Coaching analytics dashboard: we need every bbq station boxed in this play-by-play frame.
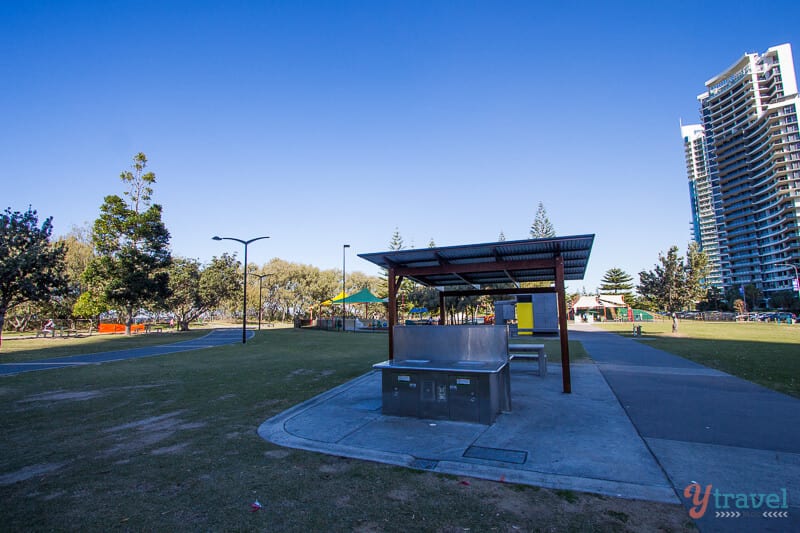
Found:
[358,235,595,424]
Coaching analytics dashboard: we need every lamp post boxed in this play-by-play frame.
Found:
[342,244,350,332]
[212,235,269,343]
[777,263,800,305]
[253,274,270,330]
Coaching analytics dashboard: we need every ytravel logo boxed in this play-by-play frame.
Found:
[683,483,790,519]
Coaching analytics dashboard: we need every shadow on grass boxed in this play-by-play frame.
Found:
[0,329,211,363]
[638,336,800,398]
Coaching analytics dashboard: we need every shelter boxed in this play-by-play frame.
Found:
[329,288,386,304]
[572,294,628,321]
[358,234,595,393]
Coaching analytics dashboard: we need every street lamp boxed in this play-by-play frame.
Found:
[253,274,270,330]
[212,235,269,343]
[342,244,350,332]
[777,263,800,304]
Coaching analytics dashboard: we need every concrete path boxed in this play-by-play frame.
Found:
[0,329,253,377]
[570,323,800,532]
[260,324,800,532]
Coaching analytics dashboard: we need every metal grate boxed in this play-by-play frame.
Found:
[409,458,439,470]
[463,445,528,464]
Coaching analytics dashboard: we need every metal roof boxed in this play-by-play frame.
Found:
[358,234,595,288]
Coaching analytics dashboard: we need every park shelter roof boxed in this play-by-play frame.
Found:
[358,234,595,288]
[359,234,595,393]
[320,290,347,306]
[330,288,386,304]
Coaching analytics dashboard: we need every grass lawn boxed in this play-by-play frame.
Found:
[597,320,800,398]
[0,328,693,531]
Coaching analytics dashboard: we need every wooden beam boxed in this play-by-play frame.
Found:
[442,286,556,297]
[555,254,571,393]
[394,258,555,277]
[388,267,397,360]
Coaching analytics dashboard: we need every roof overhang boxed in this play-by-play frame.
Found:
[358,234,594,288]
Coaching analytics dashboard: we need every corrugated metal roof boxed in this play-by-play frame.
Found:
[358,234,594,287]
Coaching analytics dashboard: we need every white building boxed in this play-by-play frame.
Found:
[685,43,800,299]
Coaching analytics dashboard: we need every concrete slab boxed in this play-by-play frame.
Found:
[258,364,678,503]
[647,438,800,532]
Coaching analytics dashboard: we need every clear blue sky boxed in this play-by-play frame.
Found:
[3,1,799,294]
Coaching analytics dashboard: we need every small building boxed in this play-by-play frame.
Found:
[572,294,627,321]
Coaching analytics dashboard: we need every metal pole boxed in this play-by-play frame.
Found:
[777,263,800,305]
[258,275,263,331]
[242,243,248,344]
[342,244,350,332]
[212,236,269,344]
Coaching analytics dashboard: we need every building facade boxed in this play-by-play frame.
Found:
[684,43,800,301]
[682,123,724,289]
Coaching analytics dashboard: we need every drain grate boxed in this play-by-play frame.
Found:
[463,445,527,464]
[410,458,439,470]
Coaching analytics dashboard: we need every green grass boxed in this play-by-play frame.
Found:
[0,328,692,531]
[597,321,800,398]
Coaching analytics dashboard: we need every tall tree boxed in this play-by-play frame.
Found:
[637,244,709,312]
[498,231,506,242]
[683,241,710,305]
[166,254,241,331]
[599,267,635,307]
[84,153,172,335]
[0,207,68,348]
[389,227,404,250]
[530,202,556,238]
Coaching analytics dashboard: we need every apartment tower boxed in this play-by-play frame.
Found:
[684,43,800,300]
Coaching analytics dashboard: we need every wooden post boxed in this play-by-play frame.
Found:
[439,291,446,325]
[388,267,397,360]
[555,254,571,393]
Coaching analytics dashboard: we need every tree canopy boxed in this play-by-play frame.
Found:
[0,207,68,347]
[637,244,710,312]
[530,202,556,238]
[84,153,172,334]
[166,254,241,330]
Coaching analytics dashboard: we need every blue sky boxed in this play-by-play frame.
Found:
[3,1,799,294]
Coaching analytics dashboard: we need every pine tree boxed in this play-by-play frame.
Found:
[389,227,404,250]
[599,268,634,294]
[498,231,506,242]
[530,202,556,238]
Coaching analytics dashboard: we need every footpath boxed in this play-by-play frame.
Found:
[0,329,252,377]
[570,322,800,532]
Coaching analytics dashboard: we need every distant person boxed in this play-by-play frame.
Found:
[672,313,678,334]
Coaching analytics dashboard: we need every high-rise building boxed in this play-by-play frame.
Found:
[684,43,800,301]
[682,123,724,289]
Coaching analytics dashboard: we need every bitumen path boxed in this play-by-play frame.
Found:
[570,323,800,532]
[260,323,800,533]
[0,329,253,376]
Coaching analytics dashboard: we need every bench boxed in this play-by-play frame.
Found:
[507,343,547,377]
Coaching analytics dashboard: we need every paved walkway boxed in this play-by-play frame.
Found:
[0,329,253,376]
[260,323,800,532]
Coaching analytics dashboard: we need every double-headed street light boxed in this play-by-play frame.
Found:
[212,235,270,343]
[253,273,271,330]
[342,244,350,332]
[777,263,800,304]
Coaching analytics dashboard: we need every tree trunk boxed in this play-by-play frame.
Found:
[179,320,190,331]
[125,306,134,336]
[0,306,6,349]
